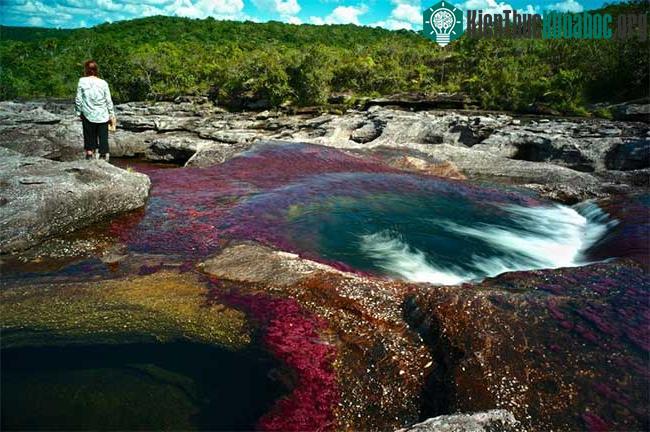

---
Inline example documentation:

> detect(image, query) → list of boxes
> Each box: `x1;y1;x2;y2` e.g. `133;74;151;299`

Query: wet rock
473;118;650;173
585;194;650;267
2;101;648;199
370;149;466;180
0;119;84;161
392;156;466;180
415;144;605;202
110;129;157;157
610;100;650;123
200;242;343;286
405;260;650;431
153;117;199;132
364;92;475;110
0;126;69;160
0;148;150;253
196;128;260;144
118;115;157;132
298;108;513;149
145;134;203;163
596;168;650;189
185;142;247;167
605;139;650;171
173;95;209;105
0;101;61;124
396;409;520;432
448;115;504;146
200;242;432;431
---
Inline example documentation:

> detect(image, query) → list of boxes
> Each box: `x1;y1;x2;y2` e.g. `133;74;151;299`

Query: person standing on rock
75;60;116;161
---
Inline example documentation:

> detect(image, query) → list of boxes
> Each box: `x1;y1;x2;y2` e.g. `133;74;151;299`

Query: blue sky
0;0;622;30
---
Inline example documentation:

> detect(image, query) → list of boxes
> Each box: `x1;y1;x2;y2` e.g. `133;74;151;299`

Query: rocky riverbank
1;99;648;431
0;146;150;253
1;99;648;203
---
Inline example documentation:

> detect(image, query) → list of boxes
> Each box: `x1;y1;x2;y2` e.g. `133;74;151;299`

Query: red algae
582;411;611;432
207;279;338;432
586;194;650;267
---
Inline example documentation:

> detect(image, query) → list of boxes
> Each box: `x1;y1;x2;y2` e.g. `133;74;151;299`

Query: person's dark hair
84;60;99;77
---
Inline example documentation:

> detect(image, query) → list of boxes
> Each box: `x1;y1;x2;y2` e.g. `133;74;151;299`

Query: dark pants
82;117;109;154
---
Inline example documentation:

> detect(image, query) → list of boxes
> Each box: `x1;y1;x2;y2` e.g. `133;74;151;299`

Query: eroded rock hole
1;341;287;431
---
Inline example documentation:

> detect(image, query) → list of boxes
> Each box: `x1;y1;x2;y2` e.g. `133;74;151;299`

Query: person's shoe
85;153;92;160
94;151;100;160
104;153;110;162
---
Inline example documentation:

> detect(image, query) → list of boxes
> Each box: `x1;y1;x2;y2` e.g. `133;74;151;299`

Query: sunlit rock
0;148;150;253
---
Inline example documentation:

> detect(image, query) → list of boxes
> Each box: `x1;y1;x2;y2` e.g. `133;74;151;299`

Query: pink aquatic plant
207;279;339;432
582;411;610;432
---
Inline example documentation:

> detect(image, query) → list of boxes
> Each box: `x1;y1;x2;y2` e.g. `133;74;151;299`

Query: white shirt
74;76;115;123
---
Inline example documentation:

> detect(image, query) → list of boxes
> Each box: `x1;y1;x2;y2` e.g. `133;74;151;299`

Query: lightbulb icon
428;2;458;46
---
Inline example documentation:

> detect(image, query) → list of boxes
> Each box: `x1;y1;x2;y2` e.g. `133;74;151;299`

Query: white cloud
1;0;254;27
27;16;44;26
522;4;539;14
369;18;414;30
461;0;542;16
276;0;300;15
548;0;583;12
370;0;420;31
310;4;368;25
461;0;513;16
286;15;302;24
253;0;301;17
171;0;245;19
392;3;420;24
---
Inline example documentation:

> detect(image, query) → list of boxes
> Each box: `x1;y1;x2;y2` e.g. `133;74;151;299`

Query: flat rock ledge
0;147;150;253
396;410;520;432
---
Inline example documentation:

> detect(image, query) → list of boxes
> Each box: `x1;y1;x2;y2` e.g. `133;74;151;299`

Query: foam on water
359;231;467;285
359;202;616;285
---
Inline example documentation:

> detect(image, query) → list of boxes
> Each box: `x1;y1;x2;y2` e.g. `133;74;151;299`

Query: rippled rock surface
396;409;520;432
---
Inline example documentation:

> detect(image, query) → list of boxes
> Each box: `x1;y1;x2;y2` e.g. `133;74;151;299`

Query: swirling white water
359;202;616;285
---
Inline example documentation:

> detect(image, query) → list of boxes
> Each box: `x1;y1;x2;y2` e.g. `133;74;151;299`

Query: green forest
0;1;647;115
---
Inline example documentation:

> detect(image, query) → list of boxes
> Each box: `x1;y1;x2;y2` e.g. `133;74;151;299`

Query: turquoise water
230;172;615;284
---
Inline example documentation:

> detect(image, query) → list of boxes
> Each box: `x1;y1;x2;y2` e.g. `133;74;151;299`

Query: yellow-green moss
1;271;250;350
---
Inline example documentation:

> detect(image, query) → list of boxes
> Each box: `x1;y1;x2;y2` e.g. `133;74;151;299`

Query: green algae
0;271;250;349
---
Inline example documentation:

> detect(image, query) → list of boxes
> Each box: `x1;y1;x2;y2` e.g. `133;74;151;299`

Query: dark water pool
1;342;286;431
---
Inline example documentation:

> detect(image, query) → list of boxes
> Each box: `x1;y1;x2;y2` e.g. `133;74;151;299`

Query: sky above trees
0;0;623;30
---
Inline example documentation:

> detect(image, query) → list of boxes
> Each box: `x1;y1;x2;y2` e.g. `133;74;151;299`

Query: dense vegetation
1;1;647;114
